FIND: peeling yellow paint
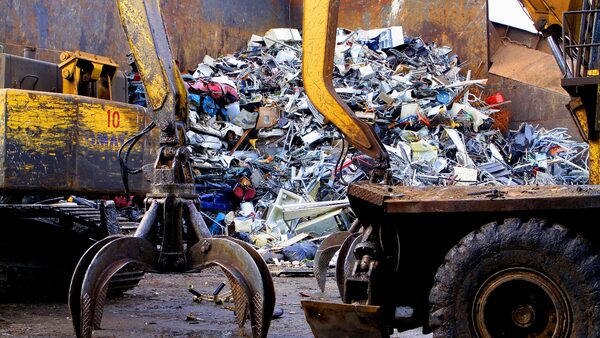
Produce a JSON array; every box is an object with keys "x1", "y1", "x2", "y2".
[
  {"x1": 0, "y1": 90, "x2": 6, "y2": 186},
  {"x1": 5, "y1": 90, "x2": 77, "y2": 150},
  {"x1": 590, "y1": 136, "x2": 600, "y2": 184},
  {"x1": 118, "y1": 0, "x2": 169, "y2": 111},
  {"x1": 2, "y1": 88, "x2": 147, "y2": 152},
  {"x1": 0, "y1": 88, "x2": 154, "y2": 192}
]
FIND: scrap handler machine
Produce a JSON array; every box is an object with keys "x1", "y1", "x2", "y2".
[
  {"x1": 65, "y1": 1, "x2": 275, "y2": 337},
  {"x1": 0, "y1": 43, "x2": 150, "y2": 298},
  {"x1": 302, "y1": 0, "x2": 600, "y2": 337}
]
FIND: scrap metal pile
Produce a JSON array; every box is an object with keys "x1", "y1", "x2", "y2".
[{"x1": 130, "y1": 27, "x2": 589, "y2": 256}]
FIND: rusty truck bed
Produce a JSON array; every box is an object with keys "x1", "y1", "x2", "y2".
[{"x1": 348, "y1": 182, "x2": 600, "y2": 214}]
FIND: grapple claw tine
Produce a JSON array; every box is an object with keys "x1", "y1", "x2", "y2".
[
  {"x1": 227, "y1": 238, "x2": 276, "y2": 333},
  {"x1": 77, "y1": 237, "x2": 158, "y2": 338},
  {"x1": 314, "y1": 231, "x2": 352, "y2": 292},
  {"x1": 69, "y1": 235, "x2": 123, "y2": 338},
  {"x1": 188, "y1": 238, "x2": 275, "y2": 338},
  {"x1": 93, "y1": 283, "x2": 109, "y2": 330},
  {"x1": 221, "y1": 269, "x2": 250, "y2": 327},
  {"x1": 337, "y1": 233, "x2": 360, "y2": 302}
]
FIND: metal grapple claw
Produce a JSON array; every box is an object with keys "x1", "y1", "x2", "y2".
[
  {"x1": 74, "y1": 237, "x2": 159, "y2": 338},
  {"x1": 313, "y1": 231, "x2": 352, "y2": 292},
  {"x1": 229, "y1": 238, "x2": 276, "y2": 332},
  {"x1": 188, "y1": 238, "x2": 275, "y2": 338},
  {"x1": 70, "y1": 197, "x2": 275, "y2": 338},
  {"x1": 221, "y1": 268, "x2": 250, "y2": 327},
  {"x1": 211, "y1": 237, "x2": 276, "y2": 330},
  {"x1": 69, "y1": 234, "x2": 124, "y2": 336}
]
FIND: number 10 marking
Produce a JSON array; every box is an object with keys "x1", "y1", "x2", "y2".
[{"x1": 107, "y1": 109, "x2": 121, "y2": 128}]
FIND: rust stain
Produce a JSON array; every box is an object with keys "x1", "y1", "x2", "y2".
[
  {"x1": 1, "y1": 0, "x2": 292, "y2": 71},
  {"x1": 334, "y1": 0, "x2": 489, "y2": 75},
  {"x1": 2, "y1": 0, "x2": 485, "y2": 74}
]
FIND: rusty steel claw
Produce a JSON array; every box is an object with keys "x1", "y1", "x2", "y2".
[
  {"x1": 75, "y1": 237, "x2": 158, "y2": 338},
  {"x1": 337, "y1": 233, "x2": 360, "y2": 302},
  {"x1": 314, "y1": 231, "x2": 352, "y2": 292},
  {"x1": 69, "y1": 234, "x2": 124, "y2": 335},
  {"x1": 188, "y1": 238, "x2": 273, "y2": 338},
  {"x1": 212, "y1": 237, "x2": 275, "y2": 330},
  {"x1": 228, "y1": 238, "x2": 276, "y2": 331}
]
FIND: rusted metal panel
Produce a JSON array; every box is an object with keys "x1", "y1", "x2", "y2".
[
  {"x1": 2, "y1": 0, "x2": 485, "y2": 74},
  {"x1": 348, "y1": 181, "x2": 600, "y2": 213},
  {"x1": 1, "y1": 0, "x2": 292, "y2": 70},
  {"x1": 0, "y1": 88, "x2": 154, "y2": 194},
  {"x1": 160, "y1": 0, "x2": 291, "y2": 71},
  {"x1": 291, "y1": 0, "x2": 489, "y2": 75},
  {"x1": 302, "y1": 300, "x2": 387, "y2": 338},
  {"x1": 490, "y1": 43, "x2": 565, "y2": 94},
  {"x1": 485, "y1": 74, "x2": 581, "y2": 139}
]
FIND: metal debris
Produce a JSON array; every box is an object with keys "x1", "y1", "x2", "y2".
[{"x1": 129, "y1": 25, "x2": 589, "y2": 252}]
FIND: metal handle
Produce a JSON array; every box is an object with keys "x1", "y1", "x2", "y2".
[{"x1": 19, "y1": 74, "x2": 39, "y2": 90}]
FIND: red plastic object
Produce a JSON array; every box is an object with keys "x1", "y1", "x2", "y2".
[
  {"x1": 233, "y1": 185, "x2": 245, "y2": 200},
  {"x1": 114, "y1": 195, "x2": 132, "y2": 208},
  {"x1": 233, "y1": 185, "x2": 256, "y2": 202},
  {"x1": 485, "y1": 92, "x2": 505, "y2": 105}
]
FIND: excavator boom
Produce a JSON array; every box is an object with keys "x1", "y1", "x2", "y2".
[
  {"x1": 302, "y1": 0, "x2": 390, "y2": 173},
  {"x1": 117, "y1": 0, "x2": 188, "y2": 148}
]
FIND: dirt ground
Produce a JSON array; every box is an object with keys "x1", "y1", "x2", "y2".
[{"x1": 0, "y1": 268, "x2": 428, "y2": 337}]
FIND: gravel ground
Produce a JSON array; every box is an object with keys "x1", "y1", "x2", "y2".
[{"x1": 0, "y1": 268, "x2": 429, "y2": 337}]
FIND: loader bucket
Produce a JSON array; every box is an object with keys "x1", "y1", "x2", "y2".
[{"x1": 302, "y1": 300, "x2": 388, "y2": 338}]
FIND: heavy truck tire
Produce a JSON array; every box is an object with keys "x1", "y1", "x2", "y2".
[{"x1": 429, "y1": 218, "x2": 600, "y2": 338}]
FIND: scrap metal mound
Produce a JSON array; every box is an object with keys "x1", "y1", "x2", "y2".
[{"x1": 126, "y1": 26, "x2": 589, "y2": 252}]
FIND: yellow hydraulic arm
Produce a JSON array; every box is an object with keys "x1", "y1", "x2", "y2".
[
  {"x1": 302, "y1": 0, "x2": 390, "y2": 173},
  {"x1": 117, "y1": 0, "x2": 189, "y2": 149}
]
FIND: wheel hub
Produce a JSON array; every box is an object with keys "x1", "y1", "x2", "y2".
[
  {"x1": 472, "y1": 267, "x2": 572, "y2": 338},
  {"x1": 512, "y1": 304, "x2": 535, "y2": 328}
]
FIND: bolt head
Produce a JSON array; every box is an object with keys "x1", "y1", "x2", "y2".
[
  {"x1": 200, "y1": 240, "x2": 211, "y2": 253},
  {"x1": 512, "y1": 304, "x2": 535, "y2": 328},
  {"x1": 158, "y1": 120, "x2": 173, "y2": 131}
]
